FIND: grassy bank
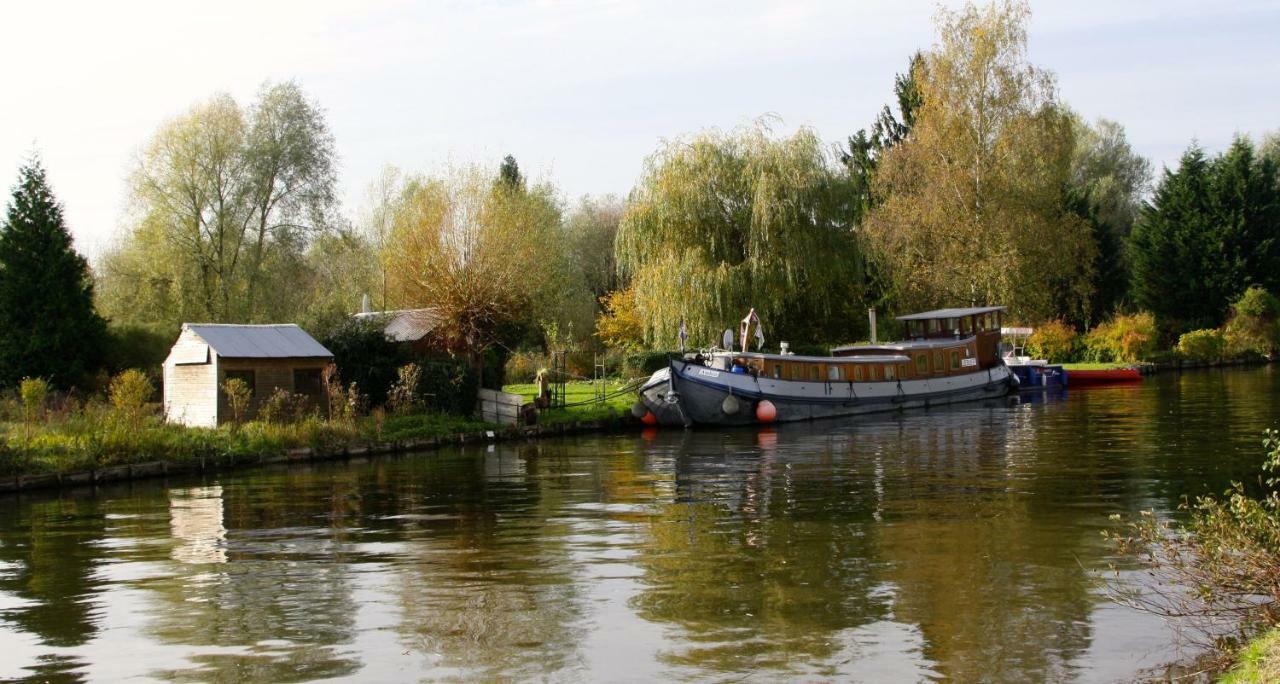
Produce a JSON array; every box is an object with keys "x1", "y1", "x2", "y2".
[
  {"x1": 0, "y1": 379, "x2": 643, "y2": 479},
  {"x1": 0, "y1": 409, "x2": 492, "y2": 477},
  {"x1": 504, "y1": 380, "x2": 638, "y2": 425},
  {"x1": 1223, "y1": 629, "x2": 1280, "y2": 683},
  {"x1": 1060, "y1": 362, "x2": 1135, "y2": 370}
]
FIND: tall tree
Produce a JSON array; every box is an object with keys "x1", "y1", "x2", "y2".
[
  {"x1": 564, "y1": 194, "x2": 625, "y2": 304},
  {"x1": 384, "y1": 165, "x2": 591, "y2": 363},
  {"x1": 1129, "y1": 145, "x2": 1220, "y2": 337},
  {"x1": 0, "y1": 159, "x2": 107, "y2": 388},
  {"x1": 616, "y1": 122, "x2": 863, "y2": 347},
  {"x1": 98, "y1": 81, "x2": 336, "y2": 326},
  {"x1": 1211, "y1": 136, "x2": 1280, "y2": 296},
  {"x1": 1130, "y1": 138, "x2": 1280, "y2": 339},
  {"x1": 863, "y1": 0, "x2": 1096, "y2": 322},
  {"x1": 840, "y1": 52, "x2": 924, "y2": 221},
  {"x1": 1066, "y1": 116, "x2": 1152, "y2": 324},
  {"x1": 497, "y1": 155, "x2": 524, "y2": 191}
]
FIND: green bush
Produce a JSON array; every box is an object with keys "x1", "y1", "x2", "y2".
[
  {"x1": 1223, "y1": 287, "x2": 1280, "y2": 358},
  {"x1": 622, "y1": 351, "x2": 672, "y2": 378},
  {"x1": 1027, "y1": 319, "x2": 1078, "y2": 362},
  {"x1": 1082, "y1": 312, "x2": 1158, "y2": 363},
  {"x1": 104, "y1": 324, "x2": 175, "y2": 375},
  {"x1": 321, "y1": 317, "x2": 404, "y2": 407},
  {"x1": 108, "y1": 369, "x2": 155, "y2": 429},
  {"x1": 417, "y1": 358, "x2": 477, "y2": 416},
  {"x1": 1177, "y1": 329, "x2": 1227, "y2": 362}
]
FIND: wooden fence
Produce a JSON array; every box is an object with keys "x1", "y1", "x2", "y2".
[{"x1": 477, "y1": 388, "x2": 524, "y2": 426}]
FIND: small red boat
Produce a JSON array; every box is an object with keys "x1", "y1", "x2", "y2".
[{"x1": 1065, "y1": 368, "x2": 1143, "y2": 385}]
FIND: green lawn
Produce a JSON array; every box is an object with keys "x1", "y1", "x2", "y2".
[
  {"x1": 504, "y1": 380, "x2": 639, "y2": 425},
  {"x1": 1222, "y1": 628, "x2": 1280, "y2": 683}
]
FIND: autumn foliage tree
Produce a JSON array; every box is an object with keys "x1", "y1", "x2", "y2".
[
  {"x1": 864, "y1": 0, "x2": 1096, "y2": 323},
  {"x1": 383, "y1": 165, "x2": 591, "y2": 364}
]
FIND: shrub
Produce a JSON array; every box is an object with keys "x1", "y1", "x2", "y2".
[
  {"x1": 1082, "y1": 312, "x2": 1158, "y2": 363},
  {"x1": 322, "y1": 364, "x2": 366, "y2": 424},
  {"x1": 388, "y1": 363, "x2": 424, "y2": 415},
  {"x1": 221, "y1": 378, "x2": 252, "y2": 426},
  {"x1": 417, "y1": 358, "x2": 477, "y2": 416},
  {"x1": 1028, "y1": 319, "x2": 1078, "y2": 361},
  {"x1": 595, "y1": 286, "x2": 645, "y2": 352},
  {"x1": 505, "y1": 351, "x2": 546, "y2": 385},
  {"x1": 258, "y1": 388, "x2": 310, "y2": 424},
  {"x1": 108, "y1": 369, "x2": 155, "y2": 429},
  {"x1": 1107, "y1": 431, "x2": 1280, "y2": 659},
  {"x1": 103, "y1": 324, "x2": 175, "y2": 374},
  {"x1": 622, "y1": 351, "x2": 672, "y2": 378},
  {"x1": 19, "y1": 377, "x2": 49, "y2": 442},
  {"x1": 1177, "y1": 329, "x2": 1227, "y2": 363},
  {"x1": 1223, "y1": 286, "x2": 1280, "y2": 358},
  {"x1": 322, "y1": 317, "x2": 404, "y2": 407}
]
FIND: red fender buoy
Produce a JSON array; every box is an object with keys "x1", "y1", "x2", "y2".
[
  {"x1": 755, "y1": 400, "x2": 777, "y2": 423},
  {"x1": 641, "y1": 411, "x2": 658, "y2": 426}
]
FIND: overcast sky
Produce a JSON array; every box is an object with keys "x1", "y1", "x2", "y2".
[{"x1": 1, "y1": 0, "x2": 1277, "y2": 260}]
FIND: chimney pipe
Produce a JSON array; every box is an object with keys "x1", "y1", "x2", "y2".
[{"x1": 868, "y1": 307, "x2": 878, "y2": 344}]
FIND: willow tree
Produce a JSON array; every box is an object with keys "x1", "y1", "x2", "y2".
[
  {"x1": 383, "y1": 166, "x2": 591, "y2": 362},
  {"x1": 864, "y1": 0, "x2": 1095, "y2": 323},
  {"x1": 616, "y1": 123, "x2": 863, "y2": 349},
  {"x1": 98, "y1": 81, "x2": 336, "y2": 326}
]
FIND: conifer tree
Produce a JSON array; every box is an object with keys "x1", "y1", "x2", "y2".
[
  {"x1": 0, "y1": 159, "x2": 107, "y2": 388},
  {"x1": 1129, "y1": 146, "x2": 1221, "y2": 337}
]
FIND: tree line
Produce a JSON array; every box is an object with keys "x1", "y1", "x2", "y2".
[{"x1": 2, "y1": 0, "x2": 1278, "y2": 394}]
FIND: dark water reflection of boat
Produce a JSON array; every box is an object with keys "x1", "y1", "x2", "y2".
[{"x1": 0, "y1": 367, "x2": 1277, "y2": 681}]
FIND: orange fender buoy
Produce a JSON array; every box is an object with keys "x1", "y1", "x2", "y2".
[
  {"x1": 756, "y1": 400, "x2": 777, "y2": 423},
  {"x1": 641, "y1": 411, "x2": 658, "y2": 426}
]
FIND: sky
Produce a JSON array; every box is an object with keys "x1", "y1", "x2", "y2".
[{"x1": 1, "y1": 0, "x2": 1277, "y2": 260}]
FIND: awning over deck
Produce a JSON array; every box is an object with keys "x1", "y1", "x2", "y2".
[{"x1": 895, "y1": 306, "x2": 1006, "y2": 321}]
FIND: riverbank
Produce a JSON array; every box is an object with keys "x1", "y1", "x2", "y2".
[
  {"x1": 1224, "y1": 629, "x2": 1280, "y2": 683},
  {"x1": 0, "y1": 412, "x2": 639, "y2": 496},
  {"x1": 0, "y1": 383, "x2": 642, "y2": 495}
]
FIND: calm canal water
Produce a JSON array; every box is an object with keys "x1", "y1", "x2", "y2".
[{"x1": 2, "y1": 367, "x2": 1278, "y2": 682}]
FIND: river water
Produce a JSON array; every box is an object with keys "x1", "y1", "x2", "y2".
[{"x1": 1, "y1": 367, "x2": 1277, "y2": 682}]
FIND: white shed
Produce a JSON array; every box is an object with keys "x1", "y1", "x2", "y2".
[{"x1": 163, "y1": 324, "x2": 334, "y2": 427}]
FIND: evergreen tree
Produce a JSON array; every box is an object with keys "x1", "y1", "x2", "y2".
[
  {"x1": 0, "y1": 159, "x2": 107, "y2": 388},
  {"x1": 497, "y1": 154, "x2": 524, "y2": 191},
  {"x1": 1129, "y1": 146, "x2": 1222, "y2": 338},
  {"x1": 1211, "y1": 137, "x2": 1280, "y2": 296}
]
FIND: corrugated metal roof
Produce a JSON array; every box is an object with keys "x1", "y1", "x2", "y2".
[
  {"x1": 184, "y1": 324, "x2": 333, "y2": 359},
  {"x1": 896, "y1": 306, "x2": 1006, "y2": 321},
  {"x1": 353, "y1": 308, "x2": 440, "y2": 343}
]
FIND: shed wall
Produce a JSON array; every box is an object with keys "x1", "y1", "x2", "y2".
[
  {"x1": 163, "y1": 329, "x2": 218, "y2": 428},
  {"x1": 216, "y1": 357, "x2": 331, "y2": 421}
]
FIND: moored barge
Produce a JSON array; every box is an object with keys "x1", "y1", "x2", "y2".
[{"x1": 637, "y1": 306, "x2": 1017, "y2": 427}]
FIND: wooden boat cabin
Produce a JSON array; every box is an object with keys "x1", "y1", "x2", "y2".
[{"x1": 715, "y1": 306, "x2": 1006, "y2": 384}]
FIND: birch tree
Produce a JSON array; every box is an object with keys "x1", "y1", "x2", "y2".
[{"x1": 864, "y1": 0, "x2": 1096, "y2": 322}]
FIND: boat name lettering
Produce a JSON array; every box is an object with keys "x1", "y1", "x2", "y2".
[
  {"x1": 961, "y1": 358, "x2": 978, "y2": 367},
  {"x1": 697, "y1": 368, "x2": 720, "y2": 378}
]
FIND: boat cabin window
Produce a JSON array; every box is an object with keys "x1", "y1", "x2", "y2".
[
  {"x1": 915, "y1": 354, "x2": 928, "y2": 374},
  {"x1": 854, "y1": 366, "x2": 864, "y2": 381},
  {"x1": 885, "y1": 364, "x2": 896, "y2": 380},
  {"x1": 934, "y1": 351, "x2": 944, "y2": 372},
  {"x1": 772, "y1": 364, "x2": 782, "y2": 379},
  {"x1": 810, "y1": 365, "x2": 820, "y2": 381},
  {"x1": 828, "y1": 365, "x2": 841, "y2": 381},
  {"x1": 950, "y1": 351, "x2": 960, "y2": 369}
]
